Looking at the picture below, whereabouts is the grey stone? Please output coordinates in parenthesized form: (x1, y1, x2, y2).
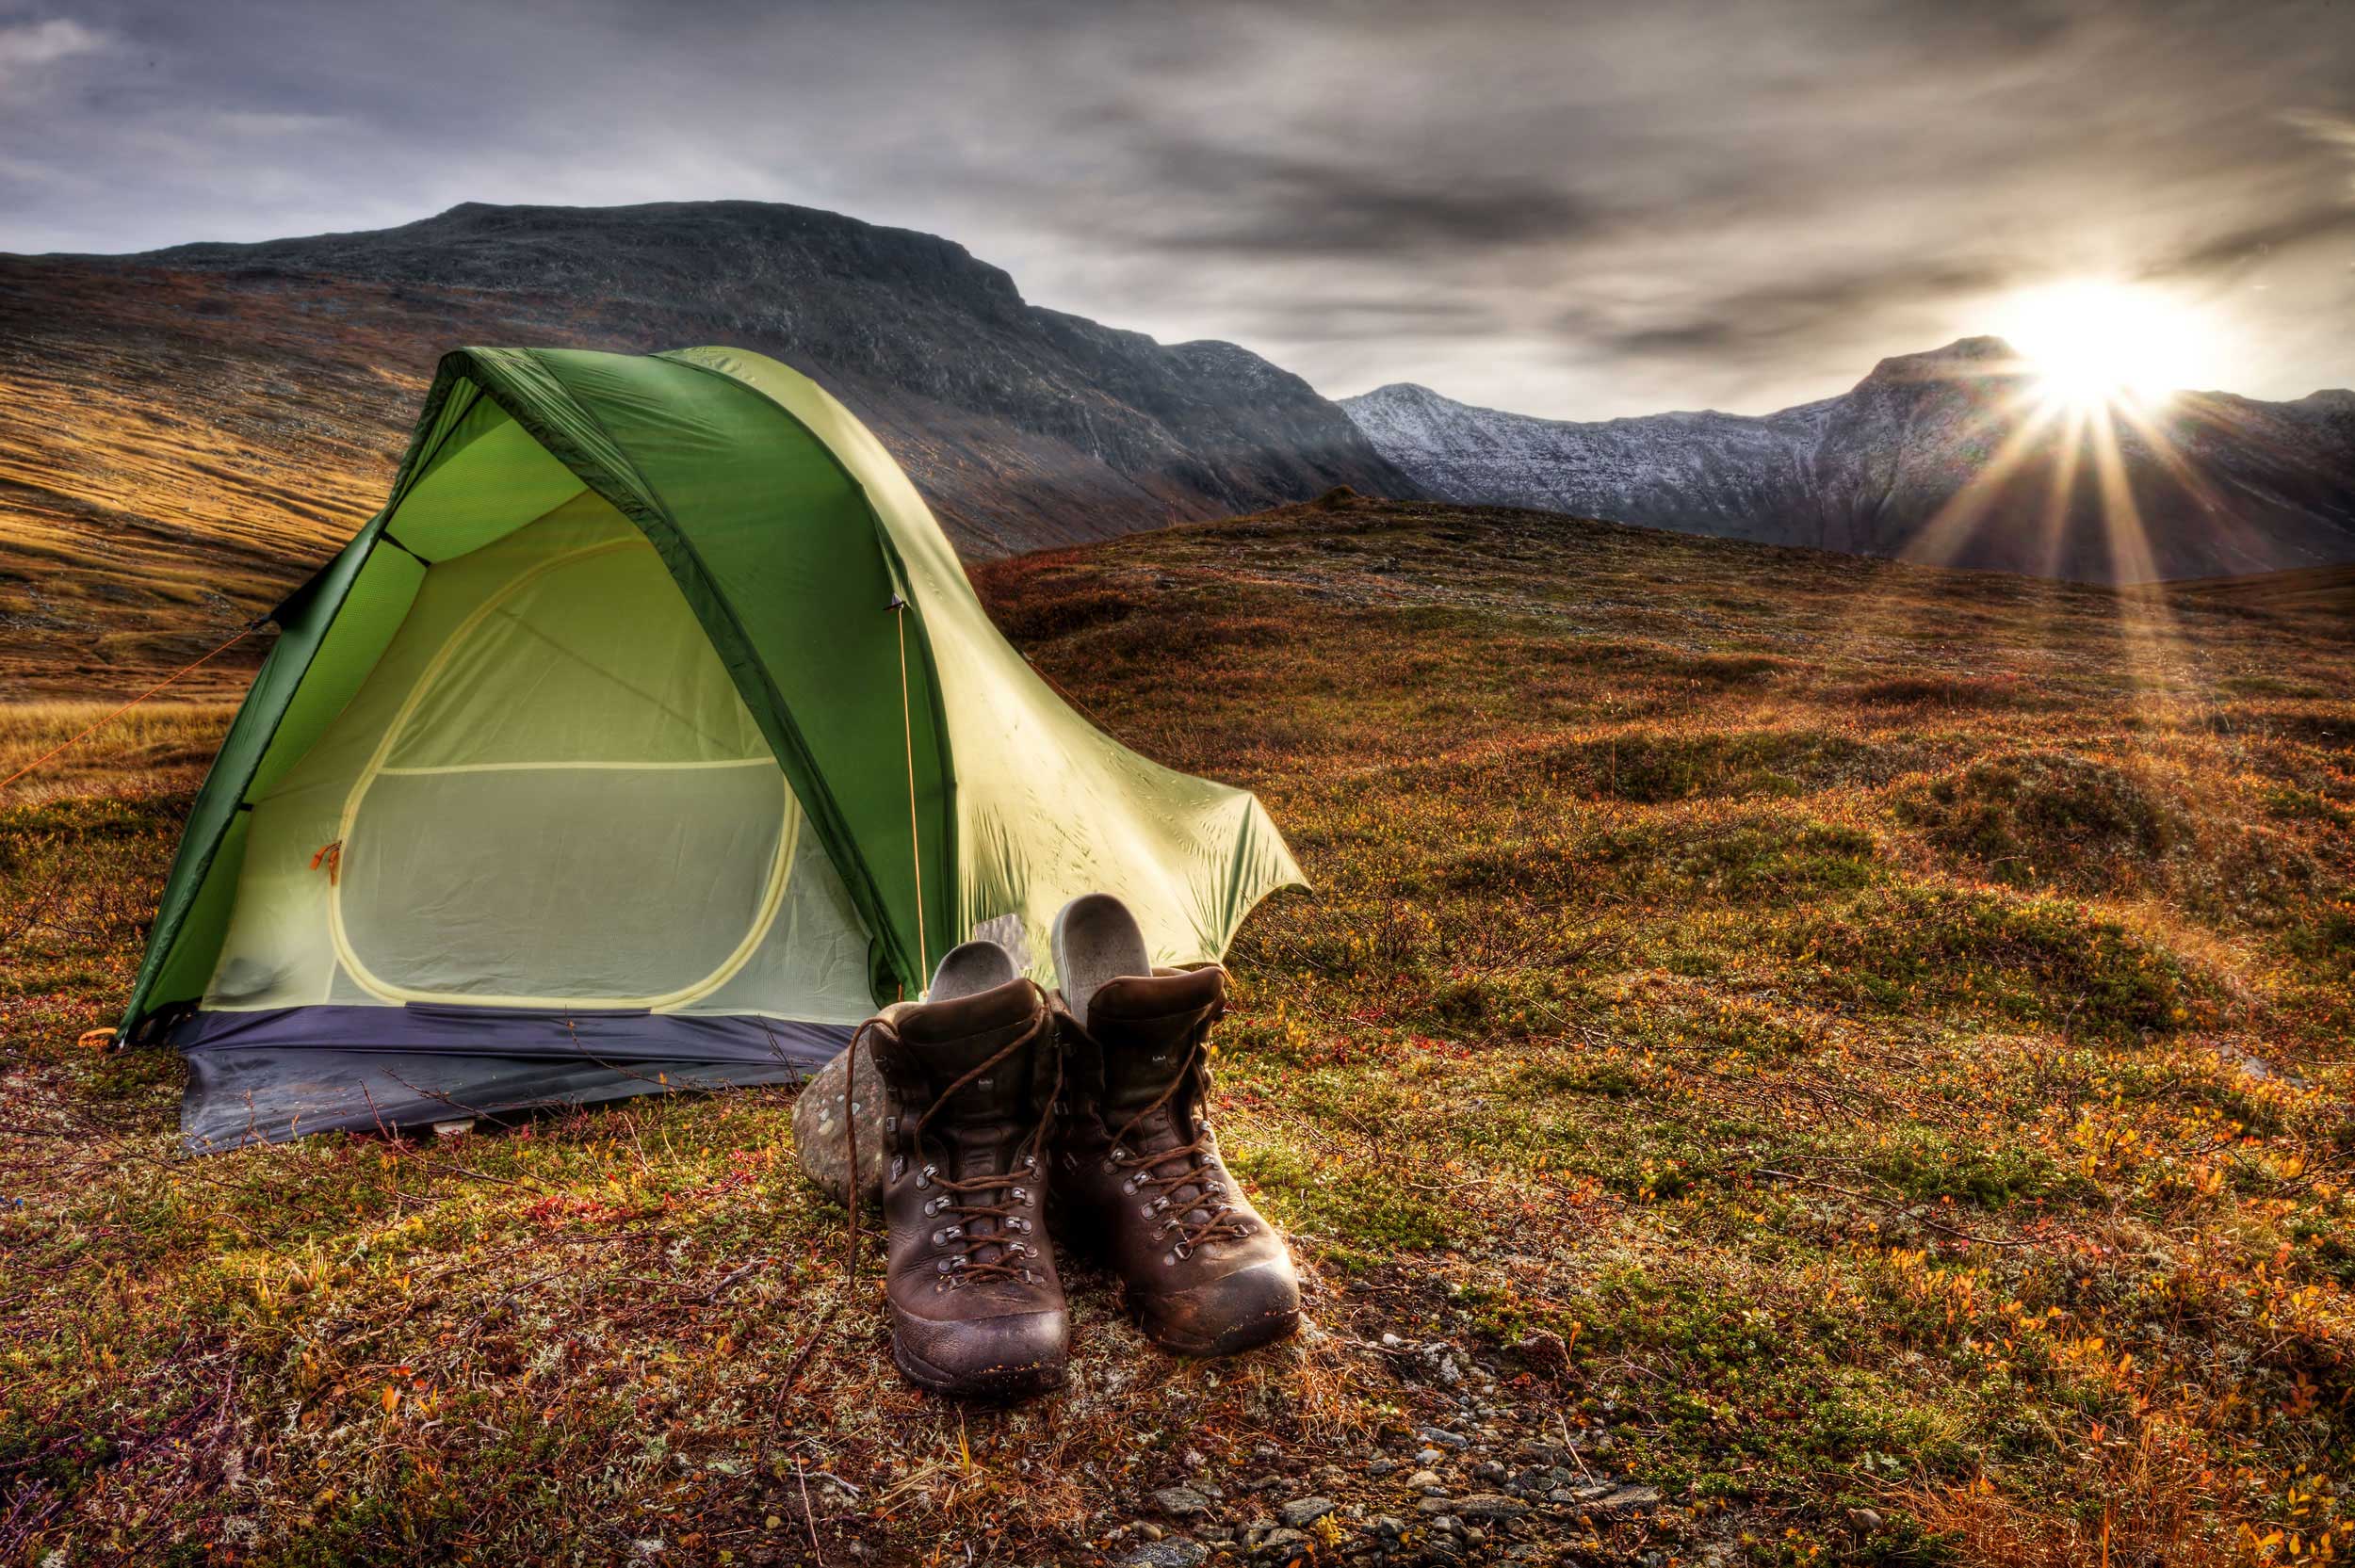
(1402, 1470, 1442, 1491)
(1415, 1447, 1444, 1465)
(1418, 1428, 1470, 1449)
(1374, 1517, 1405, 1538)
(1587, 1485, 1664, 1516)
(1153, 1486, 1210, 1519)
(1255, 1528, 1312, 1563)
(1277, 1497, 1338, 1529)
(1454, 1494, 1528, 1522)
(790, 1047, 886, 1205)
(1120, 1543, 1208, 1568)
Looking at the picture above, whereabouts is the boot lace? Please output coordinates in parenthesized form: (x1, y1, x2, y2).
(846, 986, 1061, 1291)
(1105, 1024, 1254, 1261)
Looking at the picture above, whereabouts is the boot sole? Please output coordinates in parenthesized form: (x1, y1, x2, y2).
(892, 1337, 1066, 1401)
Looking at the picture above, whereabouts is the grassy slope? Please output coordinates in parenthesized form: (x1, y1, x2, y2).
(5, 495, 2354, 1566)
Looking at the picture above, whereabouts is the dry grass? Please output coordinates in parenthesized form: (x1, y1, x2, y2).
(5, 496, 2355, 1565)
(0, 701, 237, 800)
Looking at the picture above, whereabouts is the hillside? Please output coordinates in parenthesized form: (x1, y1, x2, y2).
(1345, 338, 2355, 582)
(0, 200, 1417, 696)
(8, 498, 2355, 1564)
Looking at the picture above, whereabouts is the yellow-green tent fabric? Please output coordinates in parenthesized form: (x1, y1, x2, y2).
(122, 347, 1303, 1152)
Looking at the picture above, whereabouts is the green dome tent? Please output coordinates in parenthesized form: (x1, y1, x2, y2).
(121, 347, 1304, 1153)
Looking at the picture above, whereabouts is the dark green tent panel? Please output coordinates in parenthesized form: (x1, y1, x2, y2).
(122, 348, 1304, 1152)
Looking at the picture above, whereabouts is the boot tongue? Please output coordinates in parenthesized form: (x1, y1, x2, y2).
(897, 977, 1043, 1134)
(1086, 966, 1225, 1123)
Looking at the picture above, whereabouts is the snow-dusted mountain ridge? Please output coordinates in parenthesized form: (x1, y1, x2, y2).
(1342, 338, 2355, 582)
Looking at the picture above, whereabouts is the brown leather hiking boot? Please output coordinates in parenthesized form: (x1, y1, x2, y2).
(1049, 897, 1301, 1357)
(857, 942, 1068, 1399)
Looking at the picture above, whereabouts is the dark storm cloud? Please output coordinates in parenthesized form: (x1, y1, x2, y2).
(1126, 141, 1605, 258)
(2, 0, 2351, 416)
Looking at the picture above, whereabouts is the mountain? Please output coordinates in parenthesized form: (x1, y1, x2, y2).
(1343, 337, 2355, 582)
(0, 199, 1418, 694)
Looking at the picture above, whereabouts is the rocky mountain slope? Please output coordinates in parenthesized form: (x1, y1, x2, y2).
(0, 200, 1418, 693)
(1344, 338, 2355, 581)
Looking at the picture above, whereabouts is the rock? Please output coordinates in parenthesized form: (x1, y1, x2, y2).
(1252, 1443, 1280, 1462)
(1418, 1428, 1470, 1450)
(1415, 1447, 1443, 1465)
(1255, 1528, 1312, 1563)
(1183, 1449, 1208, 1471)
(1403, 1470, 1442, 1492)
(1585, 1485, 1663, 1517)
(1472, 1461, 1506, 1482)
(1137, 1522, 1164, 1541)
(790, 1047, 887, 1205)
(1154, 1486, 1210, 1519)
(1120, 1543, 1208, 1568)
(1277, 1497, 1338, 1529)
(1851, 1508, 1885, 1531)
(1366, 1458, 1397, 1478)
(1374, 1517, 1405, 1538)
(1450, 1494, 1528, 1522)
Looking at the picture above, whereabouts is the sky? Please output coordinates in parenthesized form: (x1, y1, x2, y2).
(2, 0, 2352, 420)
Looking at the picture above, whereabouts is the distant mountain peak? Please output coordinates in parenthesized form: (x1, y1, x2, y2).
(24, 196, 1423, 558)
(1343, 340, 2355, 583)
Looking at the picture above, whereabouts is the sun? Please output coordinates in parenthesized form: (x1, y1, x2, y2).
(1994, 280, 2218, 408)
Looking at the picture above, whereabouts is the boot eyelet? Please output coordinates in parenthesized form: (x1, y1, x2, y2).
(1010, 1187, 1029, 1204)
(915, 1164, 935, 1189)
(1120, 1179, 1137, 1195)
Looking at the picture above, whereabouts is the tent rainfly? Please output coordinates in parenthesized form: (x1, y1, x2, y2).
(120, 347, 1304, 1153)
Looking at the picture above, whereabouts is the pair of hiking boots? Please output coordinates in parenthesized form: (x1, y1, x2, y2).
(793, 894, 1299, 1399)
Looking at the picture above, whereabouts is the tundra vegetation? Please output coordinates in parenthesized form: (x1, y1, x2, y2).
(5, 495, 2353, 1565)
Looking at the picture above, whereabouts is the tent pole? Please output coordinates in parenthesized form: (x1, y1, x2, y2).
(891, 597, 930, 987)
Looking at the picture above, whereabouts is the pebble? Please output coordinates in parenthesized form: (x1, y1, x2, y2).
(1472, 1461, 1506, 1482)
(1119, 1543, 1208, 1568)
(1584, 1484, 1664, 1516)
(1153, 1486, 1210, 1519)
(1402, 1470, 1442, 1491)
(1374, 1517, 1405, 1539)
(1256, 1527, 1312, 1563)
(1454, 1494, 1529, 1522)
(1183, 1449, 1208, 1471)
(1415, 1447, 1443, 1465)
(1252, 1443, 1280, 1462)
(1277, 1497, 1337, 1529)
(1418, 1428, 1470, 1450)
(1366, 1458, 1397, 1478)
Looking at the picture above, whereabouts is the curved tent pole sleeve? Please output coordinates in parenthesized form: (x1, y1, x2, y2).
(647, 348, 959, 997)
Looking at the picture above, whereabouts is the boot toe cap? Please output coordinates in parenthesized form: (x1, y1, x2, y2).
(894, 1306, 1069, 1399)
(1141, 1253, 1302, 1358)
